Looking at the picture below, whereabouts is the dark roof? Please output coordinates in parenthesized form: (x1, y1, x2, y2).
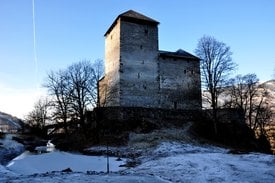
(104, 10, 159, 36)
(159, 49, 200, 60)
(120, 10, 159, 24)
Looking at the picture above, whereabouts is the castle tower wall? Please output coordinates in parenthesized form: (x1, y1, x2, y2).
(99, 10, 202, 110)
(100, 20, 121, 106)
(119, 20, 160, 107)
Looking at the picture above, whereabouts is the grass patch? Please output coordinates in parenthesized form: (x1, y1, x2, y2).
(128, 122, 197, 149)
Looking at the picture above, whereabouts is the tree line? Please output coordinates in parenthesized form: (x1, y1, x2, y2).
(25, 60, 104, 135)
(196, 35, 273, 140)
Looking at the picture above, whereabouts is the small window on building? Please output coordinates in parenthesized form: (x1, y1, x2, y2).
(174, 102, 178, 109)
(110, 35, 113, 40)
(191, 70, 194, 74)
(184, 70, 187, 74)
(142, 60, 145, 64)
(143, 84, 147, 90)
(144, 29, 148, 35)
(140, 45, 143, 49)
(138, 72, 140, 79)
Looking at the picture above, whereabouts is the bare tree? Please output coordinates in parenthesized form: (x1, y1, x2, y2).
(226, 74, 272, 136)
(43, 60, 99, 132)
(227, 74, 258, 127)
(92, 59, 104, 107)
(195, 36, 237, 134)
(25, 97, 51, 133)
(67, 60, 96, 128)
(44, 70, 72, 134)
(253, 85, 273, 137)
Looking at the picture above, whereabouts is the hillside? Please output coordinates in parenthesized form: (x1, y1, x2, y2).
(202, 80, 275, 153)
(0, 112, 23, 133)
(260, 80, 275, 152)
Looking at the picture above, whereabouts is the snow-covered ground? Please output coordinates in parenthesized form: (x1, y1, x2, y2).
(0, 140, 274, 182)
(129, 142, 275, 182)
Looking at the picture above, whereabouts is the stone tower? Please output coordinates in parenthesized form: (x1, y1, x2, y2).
(99, 10, 201, 110)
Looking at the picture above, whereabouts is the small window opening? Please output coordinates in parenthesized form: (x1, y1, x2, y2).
(140, 45, 143, 49)
(191, 70, 194, 74)
(174, 102, 178, 109)
(184, 70, 187, 74)
(143, 84, 147, 90)
(144, 29, 148, 35)
(138, 72, 140, 79)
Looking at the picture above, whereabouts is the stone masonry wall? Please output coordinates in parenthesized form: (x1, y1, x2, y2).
(159, 56, 201, 109)
(119, 21, 160, 108)
(100, 20, 121, 106)
(94, 107, 203, 128)
(91, 107, 245, 131)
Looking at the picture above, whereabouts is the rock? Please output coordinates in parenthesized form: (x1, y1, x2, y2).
(61, 168, 72, 172)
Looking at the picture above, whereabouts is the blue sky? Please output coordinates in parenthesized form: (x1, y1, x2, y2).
(0, 0, 274, 118)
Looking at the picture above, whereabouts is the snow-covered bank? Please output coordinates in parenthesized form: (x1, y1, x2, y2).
(7, 151, 126, 175)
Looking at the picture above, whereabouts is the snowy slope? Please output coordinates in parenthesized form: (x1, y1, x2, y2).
(130, 142, 275, 182)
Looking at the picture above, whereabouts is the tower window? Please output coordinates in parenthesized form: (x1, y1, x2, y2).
(143, 84, 147, 90)
(174, 102, 178, 109)
(144, 29, 148, 35)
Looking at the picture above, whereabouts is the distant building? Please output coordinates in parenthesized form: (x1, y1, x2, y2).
(99, 10, 201, 110)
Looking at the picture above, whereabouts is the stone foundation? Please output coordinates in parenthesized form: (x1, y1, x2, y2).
(93, 107, 203, 128)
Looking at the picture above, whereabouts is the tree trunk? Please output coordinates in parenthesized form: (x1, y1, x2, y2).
(211, 89, 218, 136)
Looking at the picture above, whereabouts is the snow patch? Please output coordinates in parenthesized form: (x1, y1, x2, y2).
(7, 151, 126, 175)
